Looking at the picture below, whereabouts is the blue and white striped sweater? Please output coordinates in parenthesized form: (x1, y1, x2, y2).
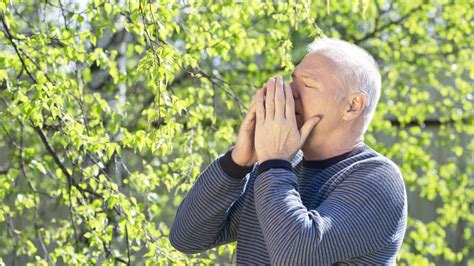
(169, 144, 407, 265)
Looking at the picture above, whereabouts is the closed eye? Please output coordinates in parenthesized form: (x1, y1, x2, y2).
(293, 73, 318, 89)
(305, 84, 318, 89)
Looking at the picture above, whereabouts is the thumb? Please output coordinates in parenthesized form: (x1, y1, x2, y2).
(299, 115, 321, 146)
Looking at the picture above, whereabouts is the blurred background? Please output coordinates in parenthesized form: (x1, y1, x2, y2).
(0, 0, 472, 265)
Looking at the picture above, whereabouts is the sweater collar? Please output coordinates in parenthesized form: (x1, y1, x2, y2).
(302, 151, 352, 169)
(301, 143, 368, 169)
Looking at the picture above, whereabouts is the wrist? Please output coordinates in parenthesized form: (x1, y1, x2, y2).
(231, 149, 254, 167)
(219, 149, 254, 179)
(256, 159, 293, 176)
(258, 156, 291, 164)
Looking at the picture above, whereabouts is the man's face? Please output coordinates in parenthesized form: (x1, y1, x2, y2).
(289, 53, 346, 144)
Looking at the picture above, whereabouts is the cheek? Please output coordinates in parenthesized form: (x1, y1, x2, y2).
(310, 91, 338, 112)
(299, 94, 338, 129)
(295, 114, 303, 129)
(301, 96, 324, 116)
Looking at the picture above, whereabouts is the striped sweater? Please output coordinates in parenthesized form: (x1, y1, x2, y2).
(169, 143, 407, 265)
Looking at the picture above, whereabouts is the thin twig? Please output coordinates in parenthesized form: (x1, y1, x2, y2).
(34, 222, 51, 262)
(58, 0, 69, 29)
(354, 3, 424, 44)
(4, 212, 18, 266)
(1, 16, 37, 83)
(125, 225, 131, 265)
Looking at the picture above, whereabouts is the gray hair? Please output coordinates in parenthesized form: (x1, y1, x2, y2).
(307, 38, 381, 134)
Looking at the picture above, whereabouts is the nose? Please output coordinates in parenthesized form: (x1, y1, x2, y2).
(289, 80, 300, 100)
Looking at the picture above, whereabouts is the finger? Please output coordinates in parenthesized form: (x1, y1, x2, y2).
(250, 86, 265, 114)
(285, 83, 296, 122)
(244, 99, 256, 121)
(249, 95, 256, 111)
(247, 86, 264, 115)
(265, 78, 275, 121)
(243, 93, 257, 121)
(256, 88, 265, 124)
(299, 116, 321, 147)
(241, 103, 257, 131)
(275, 76, 285, 119)
(249, 98, 257, 116)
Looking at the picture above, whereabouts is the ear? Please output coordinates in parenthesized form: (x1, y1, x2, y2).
(343, 92, 366, 121)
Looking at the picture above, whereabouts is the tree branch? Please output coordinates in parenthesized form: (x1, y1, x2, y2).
(57, 0, 69, 29)
(4, 212, 19, 265)
(103, 242, 128, 265)
(353, 3, 424, 44)
(34, 222, 51, 262)
(2, 13, 116, 206)
(1, 16, 37, 83)
(125, 225, 131, 266)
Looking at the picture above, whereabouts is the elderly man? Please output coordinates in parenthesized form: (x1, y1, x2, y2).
(169, 38, 407, 265)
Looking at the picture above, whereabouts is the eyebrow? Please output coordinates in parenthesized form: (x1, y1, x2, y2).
(292, 70, 320, 83)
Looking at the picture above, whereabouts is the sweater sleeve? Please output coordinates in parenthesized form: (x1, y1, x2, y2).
(169, 149, 252, 254)
(253, 161, 407, 265)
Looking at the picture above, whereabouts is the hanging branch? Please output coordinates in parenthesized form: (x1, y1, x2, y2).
(1, 16, 37, 83)
(125, 225, 131, 266)
(2, 14, 122, 211)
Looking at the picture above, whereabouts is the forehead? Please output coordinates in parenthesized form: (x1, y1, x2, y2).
(294, 53, 344, 89)
(293, 53, 338, 87)
(294, 53, 340, 78)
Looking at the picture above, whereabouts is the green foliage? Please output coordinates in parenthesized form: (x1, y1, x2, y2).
(0, 0, 472, 265)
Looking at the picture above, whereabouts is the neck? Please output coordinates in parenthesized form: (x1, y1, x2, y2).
(302, 132, 364, 161)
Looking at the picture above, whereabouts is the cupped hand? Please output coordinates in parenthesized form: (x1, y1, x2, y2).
(255, 76, 321, 163)
(231, 92, 261, 167)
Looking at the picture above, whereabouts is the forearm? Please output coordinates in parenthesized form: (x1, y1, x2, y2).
(254, 167, 324, 265)
(169, 150, 251, 253)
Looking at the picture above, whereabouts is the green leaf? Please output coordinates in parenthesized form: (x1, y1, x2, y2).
(90, 34, 97, 46)
(104, 3, 112, 15)
(0, 70, 8, 81)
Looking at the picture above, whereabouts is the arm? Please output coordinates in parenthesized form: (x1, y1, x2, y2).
(169, 148, 253, 254)
(253, 161, 407, 265)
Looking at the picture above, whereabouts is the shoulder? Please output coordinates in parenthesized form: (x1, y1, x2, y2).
(347, 146, 404, 187)
(345, 150, 408, 243)
(333, 147, 407, 227)
(340, 147, 407, 213)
